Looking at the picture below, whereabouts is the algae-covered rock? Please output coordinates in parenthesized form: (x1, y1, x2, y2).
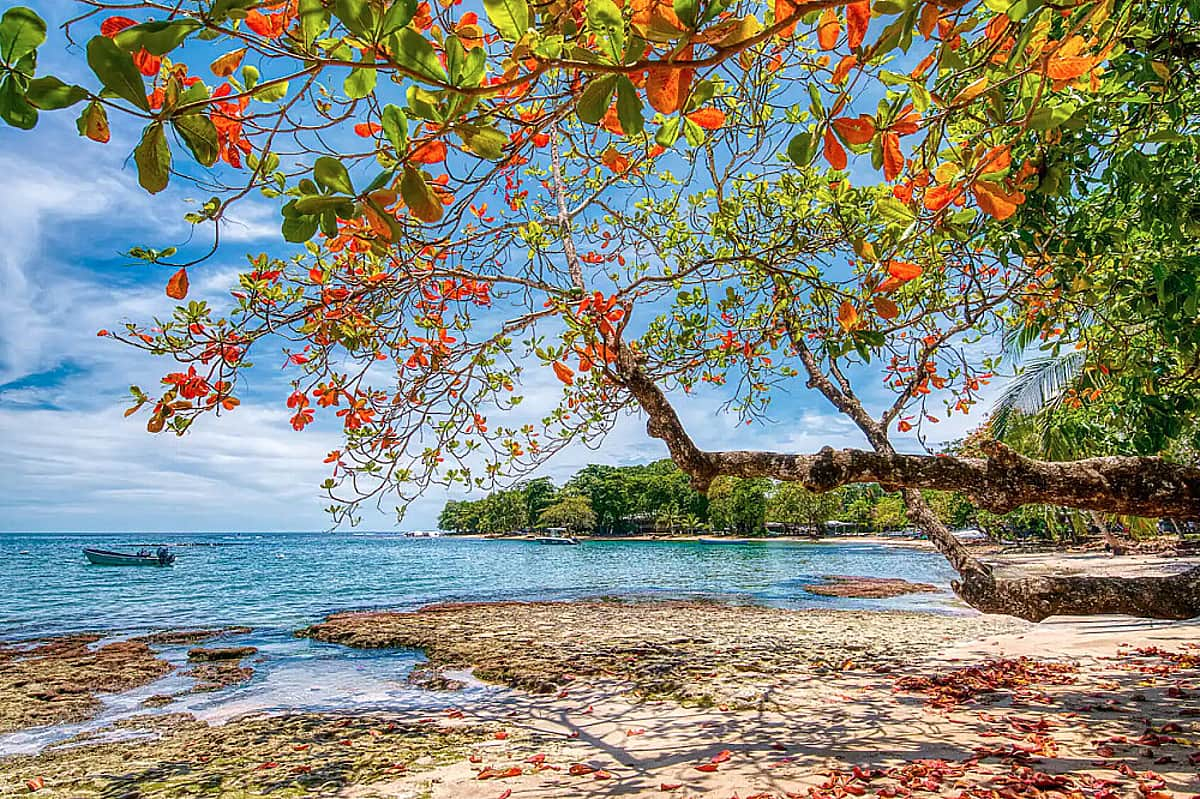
(0, 712, 500, 797)
(297, 601, 1027, 708)
(186, 646, 258, 662)
(0, 635, 171, 733)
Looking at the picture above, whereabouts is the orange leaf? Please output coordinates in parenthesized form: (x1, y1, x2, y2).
(210, 48, 247, 77)
(710, 749, 732, 763)
(410, 140, 448, 164)
(166, 268, 189, 300)
(887, 261, 922, 282)
(972, 181, 1024, 220)
(601, 147, 631, 173)
(355, 122, 383, 137)
(882, 132, 903, 181)
(775, 0, 798, 37)
(846, 1, 870, 49)
(553, 362, 575, 385)
(646, 61, 693, 115)
(816, 7, 840, 50)
(979, 145, 1011, 174)
(686, 108, 726, 129)
(569, 764, 597, 776)
(837, 300, 858, 332)
(695, 763, 720, 772)
(950, 76, 989, 105)
(661, 784, 683, 791)
(831, 54, 857, 84)
(917, 2, 938, 39)
(923, 183, 959, 211)
(875, 295, 899, 320)
(832, 115, 875, 145)
(1046, 53, 1096, 82)
(823, 127, 847, 170)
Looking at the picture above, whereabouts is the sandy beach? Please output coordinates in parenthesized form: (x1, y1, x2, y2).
(1, 579, 1197, 798)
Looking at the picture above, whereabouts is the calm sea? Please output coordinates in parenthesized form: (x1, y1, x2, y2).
(0, 533, 963, 753)
(0, 533, 961, 639)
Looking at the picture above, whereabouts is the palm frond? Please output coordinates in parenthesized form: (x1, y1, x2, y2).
(990, 352, 1086, 440)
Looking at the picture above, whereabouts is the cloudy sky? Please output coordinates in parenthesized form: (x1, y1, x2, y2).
(0, 2, 1002, 532)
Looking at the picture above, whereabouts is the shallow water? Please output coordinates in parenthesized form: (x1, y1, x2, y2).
(0, 533, 963, 754)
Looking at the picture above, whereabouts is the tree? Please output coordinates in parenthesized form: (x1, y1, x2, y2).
(871, 495, 908, 533)
(518, 478, 559, 529)
(537, 493, 598, 533)
(476, 491, 528, 536)
(708, 477, 769, 536)
(5, 0, 1199, 619)
(566, 465, 634, 536)
(767, 482, 840, 536)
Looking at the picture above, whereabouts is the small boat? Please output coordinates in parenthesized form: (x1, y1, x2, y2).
(83, 548, 175, 566)
(534, 528, 580, 545)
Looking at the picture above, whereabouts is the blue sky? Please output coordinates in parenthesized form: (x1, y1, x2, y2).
(0, 1, 1004, 532)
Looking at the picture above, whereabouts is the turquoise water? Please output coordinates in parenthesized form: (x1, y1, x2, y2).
(0, 533, 962, 753)
(1, 533, 960, 639)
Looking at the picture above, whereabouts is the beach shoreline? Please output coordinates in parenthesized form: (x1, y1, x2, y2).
(2, 545, 1197, 798)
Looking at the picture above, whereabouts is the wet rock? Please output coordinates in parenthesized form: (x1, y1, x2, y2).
(186, 662, 254, 692)
(804, 575, 941, 599)
(298, 600, 1026, 709)
(136, 626, 253, 645)
(186, 645, 258, 662)
(0, 636, 172, 733)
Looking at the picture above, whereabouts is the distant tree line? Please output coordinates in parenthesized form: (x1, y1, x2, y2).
(436, 460, 979, 538)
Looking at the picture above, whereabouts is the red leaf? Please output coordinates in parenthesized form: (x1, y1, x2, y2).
(823, 127, 847, 170)
(355, 122, 383, 137)
(710, 749, 733, 764)
(686, 108, 726, 129)
(695, 762, 720, 772)
(882, 132, 903, 181)
(923, 183, 960, 212)
(166, 268, 189, 300)
(569, 764, 597, 776)
(832, 115, 875, 145)
(846, 1, 870, 49)
(101, 16, 136, 36)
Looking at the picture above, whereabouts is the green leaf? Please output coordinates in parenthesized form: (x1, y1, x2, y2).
(577, 74, 617, 125)
(86, 35, 150, 111)
(299, 0, 330, 47)
(113, 19, 201, 56)
(586, 0, 625, 61)
(314, 156, 356, 194)
(172, 113, 219, 167)
(875, 196, 916, 225)
(0, 74, 36, 128)
(461, 125, 507, 159)
(0, 6, 45, 66)
(615, 76, 643, 136)
(655, 116, 681, 148)
(482, 0, 529, 41)
(391, 29, 447, 83)
(254, 80, 289, 102)
(334, 0, 376, 38)
(380, 0, 418, 34)
(382, 103, 409, 151)
(400, 165, 443, 223)
(682, 116, 704, 147)
(344, 66, 377, 98)
(134, 122, 171, 194)
(281, 211, 319, 242)
(672, 0, 697, 28)
(1028, 101, 1077, 131)
(24, 75, 87, 110)
(294, 195, 356, 214)
(1003, 0, 1042, 21)
(786, 130, 814, 166)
